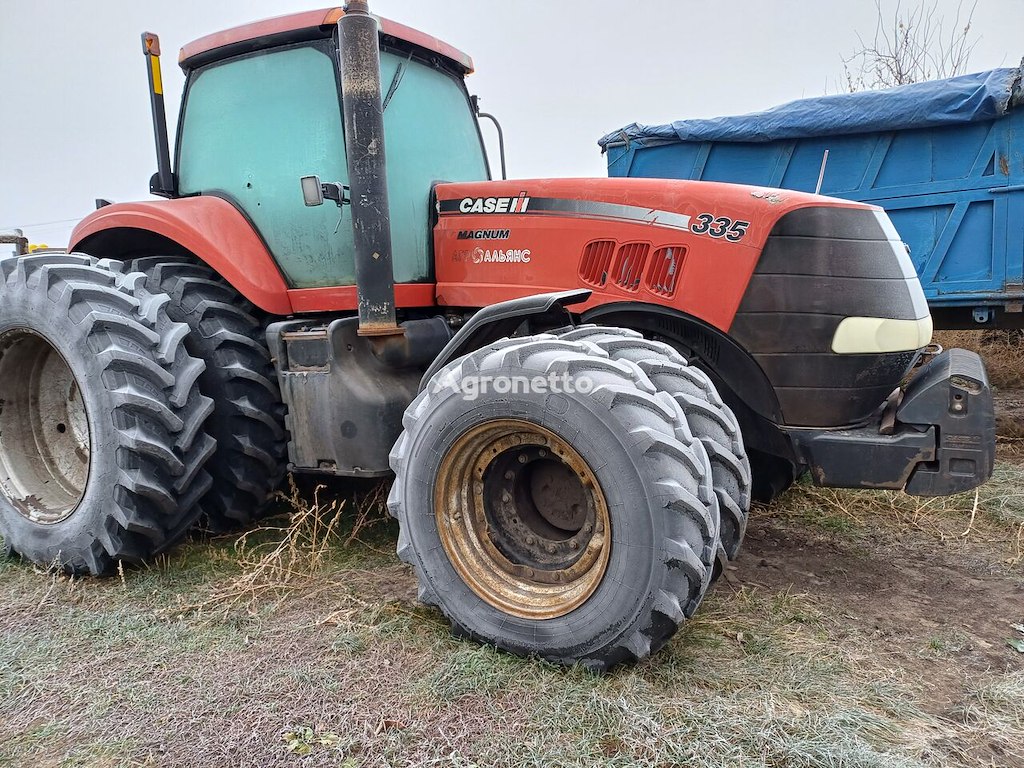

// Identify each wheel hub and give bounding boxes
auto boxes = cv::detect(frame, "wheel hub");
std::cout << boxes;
[0,329,91,524]
[435,419,610,619]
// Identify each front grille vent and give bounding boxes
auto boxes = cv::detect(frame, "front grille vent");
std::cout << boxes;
[579,240,616,287]
[612,242,650,291]
[647,246,686,297]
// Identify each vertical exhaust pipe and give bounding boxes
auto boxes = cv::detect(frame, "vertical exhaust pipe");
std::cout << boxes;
[338,0,402,337]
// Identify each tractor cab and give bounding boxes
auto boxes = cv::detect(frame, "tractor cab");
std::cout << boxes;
[173,9,489,288]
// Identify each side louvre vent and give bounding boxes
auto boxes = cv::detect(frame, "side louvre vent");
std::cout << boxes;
[647,245,686,297]
[612,242,650,291]
[579,240,616,287]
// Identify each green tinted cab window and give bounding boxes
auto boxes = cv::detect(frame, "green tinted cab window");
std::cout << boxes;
[178,45,355,287]
[177,43,488,289]
[378,50,489,273]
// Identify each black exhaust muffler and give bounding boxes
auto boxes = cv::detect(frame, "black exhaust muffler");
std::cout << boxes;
[337,0,402,337]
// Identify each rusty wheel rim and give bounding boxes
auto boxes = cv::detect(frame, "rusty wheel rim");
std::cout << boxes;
[0,329,91,524]
[434,419,611,619]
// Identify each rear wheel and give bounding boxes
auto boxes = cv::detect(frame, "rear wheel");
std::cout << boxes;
[124,257,287,530]
[0,254,215,573]
[559,326,751,564]
[388,335,719,670]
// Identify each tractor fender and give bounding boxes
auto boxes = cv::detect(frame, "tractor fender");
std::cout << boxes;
[69,197,292,315]
[418,289,590,390]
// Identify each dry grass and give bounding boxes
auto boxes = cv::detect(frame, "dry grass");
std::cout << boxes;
[934,329,1024,390]
[2,469,1023,766]
[774,462,1024,566]
[161,477,389,619]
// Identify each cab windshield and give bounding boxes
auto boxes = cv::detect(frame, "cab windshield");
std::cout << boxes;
[177,41,489,288]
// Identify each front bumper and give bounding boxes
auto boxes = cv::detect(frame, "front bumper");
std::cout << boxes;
[787,349,995,497]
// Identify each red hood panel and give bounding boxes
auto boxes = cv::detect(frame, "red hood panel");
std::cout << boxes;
[433,178,873,331]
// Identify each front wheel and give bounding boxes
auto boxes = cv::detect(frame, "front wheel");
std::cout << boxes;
[388,335,719,670]
[557,325,751,564]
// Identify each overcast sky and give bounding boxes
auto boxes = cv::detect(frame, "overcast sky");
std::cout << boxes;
[1,0,1021,245]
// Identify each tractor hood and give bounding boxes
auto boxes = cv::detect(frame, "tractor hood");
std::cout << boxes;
[432,176,881,329]
[434,177,855,242]
[433,176,931,428]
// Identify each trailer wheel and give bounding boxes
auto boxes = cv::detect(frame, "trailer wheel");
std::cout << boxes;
[0,254,215,574]
[125,257,287,530]
[389,335,719,670]
[559,326,751,563]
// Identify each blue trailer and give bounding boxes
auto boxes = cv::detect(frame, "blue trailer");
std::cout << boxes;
[600,66,1024,328]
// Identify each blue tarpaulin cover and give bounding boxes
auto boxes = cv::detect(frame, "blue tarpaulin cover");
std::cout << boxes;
[599,65,1024,149]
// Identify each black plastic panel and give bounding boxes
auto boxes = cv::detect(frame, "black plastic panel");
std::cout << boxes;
[756,236,914,279]
[735,274,925,318]
[730,205,926,427]
[266,317,421,477]
[755,351,916,388]
[768,206,897,240]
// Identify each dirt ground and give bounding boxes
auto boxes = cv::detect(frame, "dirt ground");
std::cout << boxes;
[1,391,1022,767]
[996,388,1024,446]
[732,515,1023,766]
[718,385,1024,766]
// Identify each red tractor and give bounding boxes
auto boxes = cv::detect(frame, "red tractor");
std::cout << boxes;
[0,3,995,669]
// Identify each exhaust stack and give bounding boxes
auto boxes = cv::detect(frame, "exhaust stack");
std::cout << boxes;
[338,0,401,337]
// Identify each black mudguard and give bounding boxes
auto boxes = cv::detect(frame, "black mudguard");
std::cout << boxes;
[419,289,590,389]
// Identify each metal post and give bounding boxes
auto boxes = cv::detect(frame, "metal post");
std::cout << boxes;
[142,33,174,197]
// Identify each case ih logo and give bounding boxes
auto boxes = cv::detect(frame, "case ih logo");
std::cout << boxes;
[458,193,531,214]
[472,247,531,264]
[457,229,511,240]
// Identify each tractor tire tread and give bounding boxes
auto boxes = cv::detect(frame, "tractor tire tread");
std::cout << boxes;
[390,335,719,670]
[557,325,752,561]
[0,253,214,574]
[125,256,287,531]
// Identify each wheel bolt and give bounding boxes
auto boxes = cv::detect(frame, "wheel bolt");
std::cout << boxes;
[546,543,557,554]
[518,453,528,464]
[526,568,535,577]
[502,491,511,503]
[583,523,592,533]
[569,540,578,550]
[504,471,514,480]
[526,535,536,545]
[538,449,547,457]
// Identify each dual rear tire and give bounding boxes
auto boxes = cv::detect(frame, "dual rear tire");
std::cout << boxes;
[0,253,287,574]
[0,254,216,573]
[125,257,287,530]
[388,329,751,670]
